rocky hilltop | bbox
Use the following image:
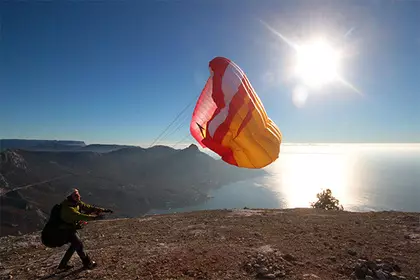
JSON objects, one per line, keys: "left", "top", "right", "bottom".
{"left": 0, "top": 208, "right": 419, "bottom": 280}
{"left": 0, "top": 144, "right": 265, "bottom": 237}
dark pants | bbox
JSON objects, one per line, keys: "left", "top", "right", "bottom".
{"left": 59, "top": 231, "right": 88, "bottom": 266}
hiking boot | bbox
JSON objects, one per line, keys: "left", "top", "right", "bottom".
{"left": 82, "top": 255, "right": 97, "bottom": 269}
{"left": 83, "top": 260, "right": 97, "bottom": 269}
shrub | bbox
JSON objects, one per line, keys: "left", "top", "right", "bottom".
{"left": 311, "top": 188, "right": 344, "bottom": 211}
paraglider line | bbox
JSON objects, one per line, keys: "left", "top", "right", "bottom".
{"left": 148, "top": 97, "right": 197, "bottom": 148}
{"left": 172, "top": 133, "right": 193, "bottom": 148}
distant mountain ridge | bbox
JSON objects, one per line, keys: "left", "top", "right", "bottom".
{"left": 0, "top": 141, "right": 266, "bottom": 237}
{"left": 0, "top": 139, "right": 134, "bottom": 153}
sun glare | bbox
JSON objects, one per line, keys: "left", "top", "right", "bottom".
{"left": 294, "top": 39, "right": 341, "bottom": 89}
{"left": 264, "top": 145, "right": 360, "bottom": 209}
{"left": 259, "top": 19, "right": 363, "bottom": 97}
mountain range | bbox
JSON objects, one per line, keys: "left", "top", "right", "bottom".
{"left": 0, "top": 139, "right": 266, "bottom": 237}
{"left": 0, "top": 139, "right": 133, "bottom": 153}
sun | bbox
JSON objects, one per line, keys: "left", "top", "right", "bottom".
{"left": 293, "top": 38, "right": 341, "bottom": 89}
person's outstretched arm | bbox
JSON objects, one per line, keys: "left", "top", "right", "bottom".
{"left": 61, "top": 204, "right": 97, "bottom": 223}
{"left": 79, "top": 201, "right": 111, "bottom": 214}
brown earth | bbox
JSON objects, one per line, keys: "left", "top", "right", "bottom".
{"left": 1, "top": 208, "right": 419, "bottom": 280}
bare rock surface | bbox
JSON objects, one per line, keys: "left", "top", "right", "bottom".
{"left": 1, "top": 208, "right": 419, "bottom": 279}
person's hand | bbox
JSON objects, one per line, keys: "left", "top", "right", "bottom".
{"left": 76, "top": 221, "right": 88, "bottom": 229}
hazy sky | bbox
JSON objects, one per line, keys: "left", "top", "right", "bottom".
{"left": 1, "top": 0, "right": 419, "bottom": 145}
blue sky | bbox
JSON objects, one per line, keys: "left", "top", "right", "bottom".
{"left": 1, "top": 0, "right": 419, "bottom": 145}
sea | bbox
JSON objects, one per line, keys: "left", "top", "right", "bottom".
{"left": 147, "top": 144, "right": 420, "bottom": 214}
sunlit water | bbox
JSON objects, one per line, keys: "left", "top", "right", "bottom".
{"left": 148, "top": 144, "right": 420, "bottom": 214}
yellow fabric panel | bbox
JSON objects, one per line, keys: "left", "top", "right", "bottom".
{"left": 219, "top": 92, "right": 282, "bottom": 168}
{"left": 234, "top": 110, "right": 281, "bottom": 168}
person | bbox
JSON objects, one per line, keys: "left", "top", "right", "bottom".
{"left": 43, "top": 188, "right": 113, "bottom": 270}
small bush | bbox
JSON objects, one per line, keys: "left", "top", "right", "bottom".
{"left": 311, "top": 188, "right": 344, "bottom": 211}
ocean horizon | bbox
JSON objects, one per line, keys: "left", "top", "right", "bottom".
{"left": 148, "top": 143, "right": 420, "bottom": 214}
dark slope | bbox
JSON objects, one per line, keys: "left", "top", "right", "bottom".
{"left": 0, "top": 144, "right": 266, "bottom": 237}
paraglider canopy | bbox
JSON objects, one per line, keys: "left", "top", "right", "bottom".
{"left": 190, "top": 57, "right": 282, "bottom": 169}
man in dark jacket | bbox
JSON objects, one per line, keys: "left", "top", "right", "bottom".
{"left": 56, "top": 188, "right": 112, "bottom": 270}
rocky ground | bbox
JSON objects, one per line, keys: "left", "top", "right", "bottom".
{"left": 0, "top": 208, "right": 419, "bottom": 280}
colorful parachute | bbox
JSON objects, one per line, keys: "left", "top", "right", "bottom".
{"left": 190, "top": 57, "right": 282, "bottom": 169}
